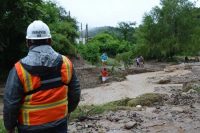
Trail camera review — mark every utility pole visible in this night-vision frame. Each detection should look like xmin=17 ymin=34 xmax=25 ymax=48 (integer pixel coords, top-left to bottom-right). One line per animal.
xmin=80 ymin=23 xmax=83 ymax=43
xmin=85 ymin=24 xmax=88 ymax=43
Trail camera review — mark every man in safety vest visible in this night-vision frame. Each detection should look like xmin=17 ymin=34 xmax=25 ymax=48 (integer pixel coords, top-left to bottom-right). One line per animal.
xmin=3 ymin=20 xmax=81 ymax=133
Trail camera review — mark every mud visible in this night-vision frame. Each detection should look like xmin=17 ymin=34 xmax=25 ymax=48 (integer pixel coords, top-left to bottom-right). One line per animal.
xmin=70 ymin=62 xmax=200 ymax=133
xmin=1 ymin=61 xmax=200 ymax=132
xmin=80 ymin=69 xmax=190 ymax=105
xmin=69 ymin=102 xmax=200 ymax=133
xmin=74 ymin=61 xmax=171 ymax=90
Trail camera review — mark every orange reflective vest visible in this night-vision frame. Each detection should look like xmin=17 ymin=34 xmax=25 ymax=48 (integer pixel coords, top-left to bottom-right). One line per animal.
xmin=15 ymin=55 xmax=73 ymax=126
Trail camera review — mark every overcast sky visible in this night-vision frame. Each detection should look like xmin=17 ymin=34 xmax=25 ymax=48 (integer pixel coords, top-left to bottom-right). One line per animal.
xmin=52 ymin=0 xmax=200 ymax=28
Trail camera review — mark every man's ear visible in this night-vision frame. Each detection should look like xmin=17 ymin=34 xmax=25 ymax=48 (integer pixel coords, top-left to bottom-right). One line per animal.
xmin=26 ymin=39 xmax=33 ymax=47
xmin=26 ymin=39 xmax=29 ymax=47
xmin=47 ymin=38 xmax=52 ymax=45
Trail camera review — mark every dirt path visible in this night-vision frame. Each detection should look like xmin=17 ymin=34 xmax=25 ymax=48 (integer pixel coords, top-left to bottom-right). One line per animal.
xmin=80 ymin=69 xmax=191 ymax=105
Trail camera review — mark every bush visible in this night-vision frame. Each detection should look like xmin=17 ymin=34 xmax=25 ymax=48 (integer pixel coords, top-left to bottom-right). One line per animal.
xmin=106 ymin=58 xmax=120 ymax=66
xmin=116 ymin=51 xmax=134 ymax=69
xmin=78 ymin=43 xmax=100 ymax=65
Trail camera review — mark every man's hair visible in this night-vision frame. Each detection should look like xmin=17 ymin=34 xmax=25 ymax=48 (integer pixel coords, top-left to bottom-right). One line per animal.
xmin=27 ymin=39 xmax=51 ymax=47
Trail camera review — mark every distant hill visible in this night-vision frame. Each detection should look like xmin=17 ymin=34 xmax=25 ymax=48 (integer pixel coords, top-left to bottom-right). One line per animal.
xmin=81 ymin=26 xmax=120 ymax=38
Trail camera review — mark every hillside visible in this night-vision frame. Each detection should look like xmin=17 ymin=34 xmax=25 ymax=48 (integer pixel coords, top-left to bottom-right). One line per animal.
xmin=81 ymin=26 xmax=120 ymax=38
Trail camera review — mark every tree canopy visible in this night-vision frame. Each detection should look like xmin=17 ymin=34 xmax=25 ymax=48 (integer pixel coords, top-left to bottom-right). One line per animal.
xmin=0 ymin=0 xmax=78 ymax=70
xmin=135 ymin=0 xmax=200 ymax=59
xmin=1 ymin=0 xmax=200 ymax=70
xmin=78 ymin=0 xmax=200 ymax=65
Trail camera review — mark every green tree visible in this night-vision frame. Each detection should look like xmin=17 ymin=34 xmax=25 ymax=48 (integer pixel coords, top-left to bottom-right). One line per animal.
xmin=38 ymin=1 xmax=78 ymax=56
xmin=0 ymin=0 xmax=43 ymax=69
xmin=50 ymin=21 xmax=78 ymax=56
xmin=117 ymin=22 xmax=136 ymax=43
xmin=88 ymin=33 xmax=120 ymax=57
xmin=0 ymin=0 xmax=78 ymax=71
xmin=135 ymin=0 xmax=197 ymax=60
xmin=78 ymin=43 xmax=100 ymax=65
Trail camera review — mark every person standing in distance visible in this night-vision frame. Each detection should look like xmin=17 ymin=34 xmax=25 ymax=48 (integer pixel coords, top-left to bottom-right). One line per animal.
xmin=101 ymin=68 xmax=108 ymax=83
xmin=101 ymin=52 xmax=108 ymax=66
xmin=3 ymin=20 xmax=81 ymax=133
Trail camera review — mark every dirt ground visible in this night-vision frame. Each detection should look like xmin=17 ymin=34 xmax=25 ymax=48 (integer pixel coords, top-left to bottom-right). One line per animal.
xmin=69 ymin=62 xmax=200 ymax=133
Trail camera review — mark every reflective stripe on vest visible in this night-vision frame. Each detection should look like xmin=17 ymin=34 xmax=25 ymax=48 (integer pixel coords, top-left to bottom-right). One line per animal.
xmin=15 ymin=62 xmax=40 ymax=93
xmin=61 ymin=55 xmax=73 ymax=84
xmin=15 ymin=56 xmax=73 ymax=126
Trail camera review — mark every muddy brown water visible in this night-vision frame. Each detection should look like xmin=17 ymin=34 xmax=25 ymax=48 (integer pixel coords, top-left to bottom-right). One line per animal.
xmin=80 ymin=69 xmax=189 ymax=105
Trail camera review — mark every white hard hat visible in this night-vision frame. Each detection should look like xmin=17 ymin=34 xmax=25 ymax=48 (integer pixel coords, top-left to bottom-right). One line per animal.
xmin=26 ymin=20 xmax=51 ymax=40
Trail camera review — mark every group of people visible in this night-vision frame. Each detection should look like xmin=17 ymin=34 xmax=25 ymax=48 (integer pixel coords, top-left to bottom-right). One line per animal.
xmin=100 ymin=53 xmax=145 ymax=83
xmin=136 ymin=56 xmax=144 ymax=67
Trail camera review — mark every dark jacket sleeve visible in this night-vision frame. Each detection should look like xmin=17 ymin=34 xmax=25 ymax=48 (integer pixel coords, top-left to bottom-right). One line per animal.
xmin=3 ymin=68 xmax=24 ymax=130
xmin=67 ymin=68 xmax=81 ymax=113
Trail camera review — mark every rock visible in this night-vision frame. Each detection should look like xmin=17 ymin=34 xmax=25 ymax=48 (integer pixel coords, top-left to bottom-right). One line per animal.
xmin=124 ymin=121 xmax=137 ymax=129
xmin=181 ymin=92 xmax=187 ymax=96
xmin=106 ymin=115 xmax=121 ymax=122
xmin=187 ymin=89 xmax=197 ymax=94
xmin=136 ymin=105 xmax=142 ymax=111
xmin=77 ymin=125 xmax=83 ymax=130
xmin=157 ymin=78 xmax=171 ymax=84
xmin=118 ymin=118 xmax=130 ymax=123
xmin=156 ymin=106 xmax=160 ymax=109
xmin=131 ymin=112 xmax=137 ymax=117
xmin=68 ymin=128 xmax=77 ymax=133
xmin=136 ymin=105 xmax=142 ymax=108
xmin=134 ymin=117 xmax=143 ymax=123
xmin=153 ymin=109 xmax=161 ymax=114
xmin=164 ymin=68 xmax=174 ymax=72
xmin=84 ymin=124 xmax=88 ymax=128
xmin=171 ymin=107 xmax=184 ymax=113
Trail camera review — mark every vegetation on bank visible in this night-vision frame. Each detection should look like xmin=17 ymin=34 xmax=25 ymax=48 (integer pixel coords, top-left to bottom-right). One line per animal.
xmin=78 ymin=0 xmax=200 ymax=66
xmin=70 ymin=93 xmax=164 ymax=120
xmin=183 ymin=83 xmax=200 ymax=93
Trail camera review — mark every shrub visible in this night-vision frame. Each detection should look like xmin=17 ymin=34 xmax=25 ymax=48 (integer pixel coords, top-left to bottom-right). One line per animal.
xmin=116 ymin=51 xmax=134 ymax=69
xmin=78 ymin=43 xmax=100 ymax=65
xmin=127 ymin=93 xmax=163 ymax=107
